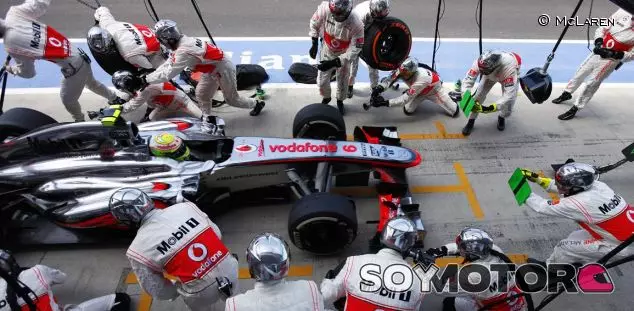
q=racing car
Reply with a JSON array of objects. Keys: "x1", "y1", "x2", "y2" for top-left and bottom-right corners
[{"x1": 0, "y1": 104, "x2": 423, "y2": 255}]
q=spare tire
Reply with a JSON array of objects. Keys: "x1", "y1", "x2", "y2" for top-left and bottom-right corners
[
  {"x1": 361, "y1": 17, "x2": 412, "y2": 71},
  {"x1": 0, "y1": 108, "x2": 58, "y2": 142},
  {"x1": 288, "y1": 63, "x2": 336, "y2": 84},
  {"x1": 293, "y1": 104, "x2": 346, "y2": 141},
  {"x1": 236, "y1": 64, "x2": 269, "y2": 90},
  {"x1": 288, "y1": 192, "x2": 358, "y2": 255}
]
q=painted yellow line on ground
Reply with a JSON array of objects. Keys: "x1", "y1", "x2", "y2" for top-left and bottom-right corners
[
  {"x1": 345, "y1": 121, "x2": 465, "y2": 141},
  {"x1": 435, "y1": 254, "x2": 528, "y2": 267},
  {"x1": 410, "y1": 184, "x2": 465, "y2": 193},
  {"x1": 138, "y1": 292, "x2": 153, "y2": 311},
  {"x1": 454, "y1": 162, "x2": 485, "y2": 219}
]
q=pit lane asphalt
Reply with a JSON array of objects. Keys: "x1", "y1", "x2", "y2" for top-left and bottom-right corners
[
  {"x1": 0, "y1": 0, "x2": 621, "y2": 39},
  {"x1": 5, "y1": 84, "x2": 634, "y2": 310}
]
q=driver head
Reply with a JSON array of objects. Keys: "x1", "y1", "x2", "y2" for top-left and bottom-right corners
[
  {"x1": 397, "y1": 57, "x2": 419, "y2": 80},
  {"x1": 0, "y1": 19, "x2": 6, "y2": 39},
  {"x1": 329, "y1": 0, "x2": 353, "y2": 22},
  {"x1": 0, "y1": 249, "x2": 21, "y2": 277},
  {"x1": 555, "y1": 162, "x2": 597, "y2": 196},
  {"x1": 109, "y1": 188, "x2": 155, "y2": 227},
  {"x1": 380, "y1": 216, "x2": 417, "y2": 257},
  {"x1": 456, "y1": 227, "x2": 493, "y2": 262},
  {"x1": 112, "y1": 70, "x2": 144, "y2": 96},
  {"x1": 149, "y1": 132, "x2": 190, "y2": 161},
  {"x1": 477, "y1": 50, "x2": 502, "y2": 75},
  {"x1": 87, "y1": 26, "x2": 113, "y2": 53},
  {"x1": 246, "y1": 233, "x2": 290, "y2": 282},
  {"x1": 369, "y1": 0, "x2": 390, "y2": 19},
  {"x1": 154, "y1": 19, "x2": 182, "y2": 50}
]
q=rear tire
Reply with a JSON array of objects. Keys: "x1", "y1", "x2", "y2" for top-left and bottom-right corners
[
  {"x1": 288, "y1": 192, "x2": 358, "y2": 255},
  {"x1": 360, "y1": 17, "x2": 412, "y2": 71},
  {"x1": 293, "y1": 104, "x2": 346, "y2": 141},
  {"x1": 0, "y1": 108, "x2": 58, "y2": 142}
]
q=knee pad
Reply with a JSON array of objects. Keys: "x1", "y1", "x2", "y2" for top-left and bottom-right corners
[{"x1": 111, "y1": 293, "x2": 131, "y2": 311}]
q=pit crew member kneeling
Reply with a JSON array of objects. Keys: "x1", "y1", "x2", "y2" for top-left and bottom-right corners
[
  {"x1": 521, "y1": 163, "x2": 634, "y2": 265},
  {"x1": 425, "y1": 228, "x2": 527, "y2": 311},
  {"x1": 0, "y1": 249, "x2": 130, "y2": 311},
  {"x1": 368, "y1": 56, "x2": 459, "y2": 117},
  {"x1": 320, "y1": 216, "x2": 425, "y2": 310},
  {"x1": 225, "y1": 233, "x2": 327, "y2": 310},
  {"x1": 109, "y1": 188, "x2": 239, "y2": 311},
  {"x1": 456, "y1": 50, "x2": 521, "y2": 135}
]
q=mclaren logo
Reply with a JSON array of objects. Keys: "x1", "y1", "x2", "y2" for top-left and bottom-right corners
[{"x1": 156, "y1": 217, "x2": 201, "y2": 255}]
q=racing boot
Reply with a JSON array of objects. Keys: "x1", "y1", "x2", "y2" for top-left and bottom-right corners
[
  {"x1": 322, "y1": 97, "x2": 332, "y2": 105},
  {"x1": 462, "y1": 119, "x2": 475, "y2": 136},
  {"x1": 111, "y1": 293, "x2": 131, "y2": 311},
  {"x1": 250, "y1": 100, "x2": 266, "y2": 116},
  {"x1": 552, "y1": 91, "x2": 572, "y2": 104},
  {"x1": 497, "y1": 116, "x2": 506, "y2": 131},
  {"x1": 558, "y1": 106, "x2": 578, "y2": 120},
  {"x1": 337, "y1": 100, "x2": 345, "y2": 115},
  {"x1": 347, "y1": 85, "x2": 354, "y2": 98}
]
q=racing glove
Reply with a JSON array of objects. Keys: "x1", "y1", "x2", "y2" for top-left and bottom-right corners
[
  {"x1": 309, "y1": 37, "x2": 319, "y2": 59},
  {"x1": 521, "y1": 169, "x2": 552, "y2": 189},
  {"x1": 594, "y1": 38, "x2": 604, "y2": 49},
  {"x1": 317, "y1": 57, "x2": 342, "y2": 71},
  {"x1": 371, "y1": 85, "x2": 385, "y2": 98},
  {"x1": 594, "y1": 47, "x2": 625, "y2": 60},
  {"x1": 473, "y1": 102, "x2": 497, "y2": 114},
  {"x1": 371, "y1": 95, "x2": 390, "y2": 108},
  {"x1": 425, "y1": 246, "x2": 448, "y2": 258},
  {"x1": 108, "y1": 96, "x2": 128, "y2": 106}
]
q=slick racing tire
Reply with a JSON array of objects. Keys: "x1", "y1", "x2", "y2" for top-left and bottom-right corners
[
  {"x1": 0, "y1": 108, "x2": 58, "y2": 142},
  {"x1": 288, "y1": 192, "x2": 358, "y2": 255},
  {"x1": 360, "y1": 17, "x2": 412, "y2": 71},
  {"x1": 293, "y1": 104, "x2": 347, "y2": 141}
]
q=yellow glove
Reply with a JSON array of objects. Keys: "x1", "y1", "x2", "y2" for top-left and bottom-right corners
[
  {"x1": 472, "y1": 102, "x2": 498, "y2": 114},
  {"x1": 521, "y1": 169, "x2": 552, "y2": 189}
]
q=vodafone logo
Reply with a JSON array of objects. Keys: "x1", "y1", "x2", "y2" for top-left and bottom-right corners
[
  {"x1": 48, "y1": 37, "x2": 62, "y2": 47},
  {"x1": 268, "y1": 142, "x2": 358, "y2": 153},
  {"x1": 331, "y1": 39, "x2": 341, "y2": 48},
  {"x1": 627, "y1": 210, "x2": 634, "y2": 223},
  {"x1": 141, "y1": 29, "x2": 154, "y2": 38},
  {"x1": 188, "y1": 243, "x2": 208, "y2": 262},
  {"x1": 234, "y1": 144, "x2": 257, "y2": 153}
]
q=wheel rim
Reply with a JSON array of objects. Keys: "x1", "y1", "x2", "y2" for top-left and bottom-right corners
[
  {"x1": 297, "y1": 121, "x2": 344, "y2": 141},
  {"x1": 295, "y1": 219, "x2": 354, "y2": 254}
]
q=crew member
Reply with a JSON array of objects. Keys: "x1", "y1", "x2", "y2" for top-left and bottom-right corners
[
  {"x1": 112, "y1": 70, "x2": 203, "y2": 121},
  {"x1": 93, "y1": 6, "x2": 166, "y2": 70},
  {"x1": 0, "y1": 249, "x2": 130, "y2": 311},
  {"x1": 369, "y1": 56, "x2": 459, "y2": 117},
  {"x1": 309, "y1": 0, "x2": 365, "y2": 115},
  {"x1": 1, "y1": 0, "x2": 119, "y2": 122},
  {"x1": 425, "y1": 228, "x2": 528, "y2": 311},
  {"x1": 457, "y1": 50, "x2": 522, "y2": 135},
  {"x1": 140, "y1": 20, "x2": 265, "y2": 117},
  {"x1": 347, "y1": 0, "x2": 390, "y2": 98},
  {"x1": 320, "y1": 216, "x2": 425, "y2": 310},
  {"x1": 109, "y1": 188, "x2": 239, "y2": 311},
  {"x1": 552, "y1": 9, "x2": 634, "y2": 120},
  {"x1": 521, "y1": 163, "x2": 634, "y2": 264},
  {"x1": 225, "y1": 233, "x2": 327, "y2": 310}
]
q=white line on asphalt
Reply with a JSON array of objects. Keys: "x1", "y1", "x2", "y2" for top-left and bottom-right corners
[
  {"x1": 5, "y1": 83, "x2": 634, "y2": 95},
  {"x1": 0, "y1": 38, "x2": 594, "y2": 44}
]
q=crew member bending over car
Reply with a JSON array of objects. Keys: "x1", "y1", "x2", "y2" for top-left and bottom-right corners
[
  {"x1": 0, "y1": 249, "x2": 131, "y2": 311},
  {"x1": 521, "y1": 162, "x2": 634, "y2": 264},
  {"x1": 109, "y1": 188, "x2": 239, "y2": 311},
  {"x1": 347, "y1": 0, "x2": 390, "y2": 98},
  {"x1": 368, "y1": 56, "x2": 459, "y2": 117},
  {"x1": 225, "y1": 233, "x2": 327, "y2": 310},
  {"x1": 1, "y1": 0, "x2": 118, "y2": 121},
  {"x1": 92, "y1": 6, "x2": 166, "y2": 70},
  {"x1": 138, "y1": 20, "x2": 265, "y2": 117},
  {"x1": 320, "y1": 216, "x2": 425, "y2": 310},
  {"x1": 457, "y1": 50, "x2": 521, "y2": 135},
  {"x1": 309, "y1": 0, "x2": 365, "y2": 115},
  {"x1": 112, "y1": 70, "x2": 203, "y2": 122},
  {"x1": 552, "y1": 9, "x2": 634, "y2": 121},
  {"x1": 425, "y1": 228, "x2": 528, "y2": 311}
]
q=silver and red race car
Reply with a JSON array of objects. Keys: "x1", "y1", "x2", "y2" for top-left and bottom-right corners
[{"x1": 0, "y1": 104, "x2": 424, "y2": 254}]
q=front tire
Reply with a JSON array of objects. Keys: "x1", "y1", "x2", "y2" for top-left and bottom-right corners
[
  {"x1": 292, "y1": 104, "x2": 347, "y2": 141},
  {"x1": 0, "y1": 108, "x2": 58, "y2": 142}
]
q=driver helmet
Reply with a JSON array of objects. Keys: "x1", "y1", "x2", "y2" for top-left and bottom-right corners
[
  {"x1": 397, "y1": 57, "x2": 419, "y2": 80},
  {"x1": 149, "y1": 132, "x2": 190, "y2": 161},
  {"x1": 456, "y1": 227, "x2": 493, "y2": 262},
  {"x1": 369, "y1": 0, "x2": 390, "y2": 19},
  {"x1": 112, "y1": 70, "x2": 144, "y2": 96},
  {"x1": 87, "y1": 26, "x2": 113, "y2": 53},
  {"x1": 0, "y1": 249, "x2": 21, "y2": 277},
  {"x1": 154, "y1": 19, "x2": 183, "y2": 49},
  {"x1": 380, "y1": 216, "x2": 418, "y2": 256},
  {"x1": 329, "y1": 0, "x2": 354, "y2": 22},
  {"x1": 246, "y1": 233, "x2": 290, "y2": 282},
  {"x1": 554, "y1": 162, "x2": 597, "y2": 196},
  {"x1": 477, "y1": 50, "x2": 502, "y2": 75},
  {"x1": 109, "y1": 188, "x2": 155, "y2": 227}
]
